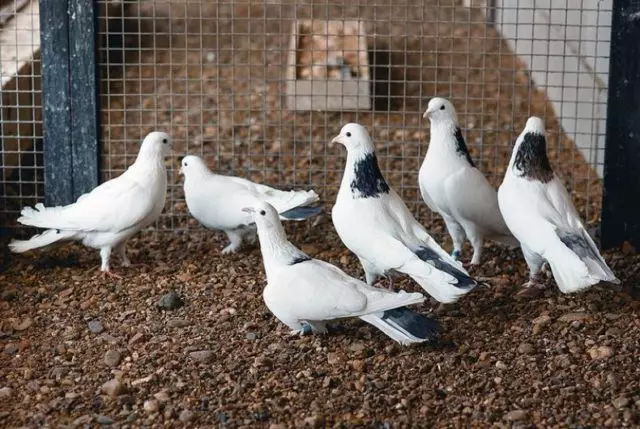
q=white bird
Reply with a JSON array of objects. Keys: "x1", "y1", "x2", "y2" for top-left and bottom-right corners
[
  {"x1": 330, "y1": 123, "x2": 478, "y2": 304},
  {"x1": 420, "y1": 97, "x2": 518, "y2": 264},
  {"x1": 180, "y1": 155, "x2": 322, "y2": 254},
  {"x1": 497, "y1": 116, "x2": 620, "y2": 293},
  {"x1": 244, "y1": 200, "x2": 440, "y2": 344},
  {"x1": 9, "y1": 131, "x2": 172, "y2": 278}
]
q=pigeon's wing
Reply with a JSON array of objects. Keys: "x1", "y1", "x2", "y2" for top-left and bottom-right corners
[
  {"x1": 417, "y1": 164, "x2": 439, "y2": 213},
  {"x1": 17, "y1": 174, "x2": 158, "y2": 233},
  {"x1": 443, "y1": 167, "x2": 512, "y2": 237},
  {"x1": 225, "y1": 175, "x2": 319, "y2": 214}
]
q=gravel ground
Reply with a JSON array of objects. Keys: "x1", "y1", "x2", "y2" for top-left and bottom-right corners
[{"x1": 1, "y1": 220, "x2": 639, "y2": 428}]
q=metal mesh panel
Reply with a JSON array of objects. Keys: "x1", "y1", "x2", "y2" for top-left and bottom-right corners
[{"x1": 0, "y1": 0, "x2": 42, "y2": 237}]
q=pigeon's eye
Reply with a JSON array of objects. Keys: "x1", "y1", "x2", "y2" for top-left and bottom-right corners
[
  {"x1": 162, "y1": 138, "x2": 168, "y2": 144},
  {"x1": 184, "y1": 162, "x2": 188, "y2": 167},
  {"x1": 439, "y1": 105, "x2": 445, "y2": 111},
  {"x1": 259, "y1": 210, "x2": 266, "y2": 216},
  {"x1": 346, "y1": 132, "x2": 351, "y2": 137}
]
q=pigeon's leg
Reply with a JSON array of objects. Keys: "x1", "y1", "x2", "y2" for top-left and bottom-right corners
[
  {"x1": 307, "y1": 321, "x2": 329, "y2": 335},
  {"x1": 469, "y1": 233, "x2": 485, "y2": 266},
  {"x1": 98, "y1": 247, "x2": 122, "y2": 279},
  {"x1": 520, "y1": 245, "x2": 545, "y2": 289},
  {"x1": 221, "y1": 230, "x2": 244, "y2": 254},
  {"x1": 115, "y1": 242, "x2": 132, "y2": 267},
  {"x1": 443, "y1": 216, "x2": 466, "y2": 260}
]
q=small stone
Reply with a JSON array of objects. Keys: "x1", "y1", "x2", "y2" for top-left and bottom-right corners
[
  {"x1": 327, "y1": 352, "x2": 341, "y2": 365},
  {"x1": 245, "y1": 332, "x2": 258, "y2": 341},
  {"x1": 154, "y1": 390, "x2": 170, "y2": 403},
  {"x1": 495, "y1": 360, "x2": 507, "y2": 369},
  {"x1": 478, "y1": 352, "x2": 490, "y2": 361},
  {"x1": 588, "y1": 345, "x2": 614, "y2": 360},
  {"x1": 126, "y1": 413, "x2": 138, "y2": 423},
  {"x1": 73, "y1": 415, "x2": 93, "y2": 425},
  {"x1": 143, "y1": 399, "x2": 159, "y2": 413},
  {"x1": 12, "y1": 317, "x2": 33, "y2": 331},
  {"x1": 96, "y1": 415, "x2": 114, "y2": 425},
  {"x1": 179, "y1": 409, "x2": 194, "y2": 422},
  {"x1": 558, "y1": 312, "x2": 592, "y2": 323},
  {"x1": 349, "y1": 342, "x2": 366, "y2": 353},
  {"x1": 303, "y1": 415, "x2": 323, "y2": 427},
  {"x1": 166, "y1": 319, "x2": 189, "y2": 328},
  {"x1": 504, "y1": 409, "x2": 528, "y2": 421},
  {"x1": 189, "y1": 350, "x2": 213, "y2": 363},
  {"x1": 88, "y1": 320, "x2": 104, "y2": 334},
  {"x1": 613, "y1": 396, "x2": 630, "y2": 409},
  {"x1": 518, "y1": 342, "x2": 534, "y2": 355},
  {"x1": 0, "y1": 290, "x2": 17, "y2": 301},
  {"x1": 0, "y1": 387, "x2": 12, "y2": 399},
  {"x1": 101, "y1": 378, "x2": 126, "y2": 397},
  {"x1": 104, "y1": 350, "x2": 121, "y2": 367},
  {"x1": 158, "y1": 290, "x2": 184, "y2": 311},
  {"x1": 128, "y1": 333, "x2": 144, "y2": 346}
]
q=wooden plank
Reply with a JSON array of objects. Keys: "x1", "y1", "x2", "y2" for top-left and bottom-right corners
[
  {"x1": 68, "y1": 0, "x2": 99, "y2": 199},
  {"x1": 600, "y1": 0, "x2": 640, "y2": 249},
  {"x1": 39, "y1": 0, "x2": 73, "y2": 206}
]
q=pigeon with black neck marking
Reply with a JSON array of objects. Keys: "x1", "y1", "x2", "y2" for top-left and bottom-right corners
[
  {"x1": 330, "y1": 123, "x2": 478, "y2": 304},
  {"x1": 180, "y1": 155, "x2": 321, "y2": 254},
  {"x1": 420, "y1": 97, "x2": 518, "y2": 264},
  {"x1": 245, "y1": 201, "x2": 439, "y2": 344},
  {"x1": 497, "y1": 116, "x2": 619, "y2": 293}
]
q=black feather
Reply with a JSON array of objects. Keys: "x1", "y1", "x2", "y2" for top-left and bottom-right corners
[
  {"x1": 514, "y1": 131, "x2": 553, "y2": 183},
  {"x1": 557, "y1": 230, "x2": 600, "y2": 261},
  {"x1": 414, "y1": 246, "x2": 476, "y2": 289},
  {"x1": 280, "y1": 205, "x2": 323, "y2": 220},
  {"x1": 350, "y1": 153, "x2": 390, "y2": 198},
  {"x1": 289, "y1": 256, "x2": 312, "y2": 266},
  {"x1": 381, "y1": 307, "x2": 440, "y2": 341},
  {"x1": 454, "y1": 127, "x2": 475, "y2": 167}
]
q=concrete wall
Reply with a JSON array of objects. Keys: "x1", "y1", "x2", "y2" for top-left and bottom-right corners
[{"x1": 468, "y1": 0, "x2": 612, "y2": 177}]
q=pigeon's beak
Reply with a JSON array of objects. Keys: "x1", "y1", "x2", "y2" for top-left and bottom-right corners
[
  {"x1": 241, "y1": 207, "x2": 255, "y2": 214},
  {"x1": 178, "y1": 166, "x2": 184, "y2": 176},
  {"x1": 423, "y1": 108, "x2": 434, "y2": 119},
  {"x1": 329, "y1": 134, "x2": 342, "y2": 147}
]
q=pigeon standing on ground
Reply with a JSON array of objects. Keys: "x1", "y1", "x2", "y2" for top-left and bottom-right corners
[
  {"x1": 330, "y1": 123, "x2": 478, "y2": 304},
  {"x1": 497, "y1": 116, "x2": 620, "y2": 292},
  {"x1": 419, "y1": 97, "x2": 518, "y2": 264},
  {"x1": 245, "y1": 200, "x2": 440, "y2": 344},
  {"x1": 180, "y1": 155, "x2": 322, "y2": 254},
  {"x1": 9, "y1": 132, "x2": 172, "y2": 278}
]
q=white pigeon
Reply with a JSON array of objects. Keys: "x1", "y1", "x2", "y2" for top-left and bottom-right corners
[
  {"x1": 420, "y1": 97, "x2": 518, "y2": 264},
  {"x1": 180, "y1": 155, "x2": 322, "y2": 254},
  {"x1": 9, "y1": 131, "x2": 172, "y2": 278},
  {"x1": 497, "y1": 116, "x2": 620, "y2": 293},
  {"x1": 330, "y1": 123, "x2": 478, "y2": 304},
  {"x1": 244, "y1": 200, "x2": 440, "y2": 344}
]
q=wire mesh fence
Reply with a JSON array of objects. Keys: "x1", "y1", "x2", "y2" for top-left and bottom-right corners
[{"x1": 0, "y1": 0, "x2": 612, "y2": 237}]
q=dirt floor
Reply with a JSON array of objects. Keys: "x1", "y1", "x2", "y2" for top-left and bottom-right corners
[{"x1": 2, "y1": 0, "x2": 637, "y2": 427}]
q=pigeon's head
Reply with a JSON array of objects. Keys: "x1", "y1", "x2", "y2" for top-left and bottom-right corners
[
  {"x1": 140, "y1": 131, "x2": 172, "y2": 158},
  {"x1": 242, "y1": 201, "x2": 281, "y2": 232},
  {"x1": 523, "y1": 116, "x2": 545, "y2": 135},
  {"x1": 179, "y1": 155, "x2": 208, "y2": 177},
  {"x1": 330, "y1": 123, "x2": 374, "y2": 154},
  {"x1": 422, "y1": 97, "x2": 458, "y2": 124}
]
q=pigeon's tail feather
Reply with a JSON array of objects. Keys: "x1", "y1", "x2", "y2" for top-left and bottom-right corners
[
  {"x1": 360, "y1": 308, "x2": 439, "y2": 345},
  {"x1": 546, "y1": 230, "x2": 619, "y2": 293},
  {"x1": 16, "y1": 203, "x2": 69, "y2": 230},
  {"x1": 414, "y1": 246, "x2": 477, "y2": 288},
  {"x1": 8, "y1": 229, "x2": 77, "y2": 253},
  {"x1": 279, "y1": 205, "x2": 323, "y2": 220}
]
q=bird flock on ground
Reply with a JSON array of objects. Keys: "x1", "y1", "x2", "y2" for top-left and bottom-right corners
[{"x1": 8, "y1": 97, "x2": 620, "y2": 345}]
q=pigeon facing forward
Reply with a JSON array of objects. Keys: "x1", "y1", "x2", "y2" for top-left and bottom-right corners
[
  {"x1": 420, "y1": 97, "x2": 518, "y2": 264},
  {"x1": 245, "y1": 201, "x2": 439, "y2": 344},
  {"x1": 9, "y1": 132, "x2": 172, "y2": 277},
  {"x1": 180, "y1": 155, "x2": 321, "y2": 254},
  {"x1": 330, "y1": 123, "x2": 478, "y2": 304},
  {"x1": 497, "y1": 117, "x2": 619, "y2": 292}
]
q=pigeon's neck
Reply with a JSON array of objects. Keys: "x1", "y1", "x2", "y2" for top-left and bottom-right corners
[
  {"x1": 257, "y1": 226, "x2": 310, "y2": 278},
  {"x1": 341, "y1": 151, "x2": 390, "y2": 199},
  {"x1": 132, "y1": 150, "x2": 166, "y2": 172},
  {"x1": 428, "y1": 121, "x2": 475, "y2": 168},
  {"x1": 509, "y1": 131, "x2": 553, "y2": 183}
]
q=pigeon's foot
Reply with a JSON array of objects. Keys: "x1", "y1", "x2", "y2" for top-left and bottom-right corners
[
  {"x1": 516, "y1": 280, "x2": 544, "y2": 298},
  {"x1": 221, "y1": 244, "x2": 240, "y2": 255},
  {"x1": 99, "y1": 270, "x2": 123, "y2": 280},
  {"x1": 451, "y1": 249, "x2": 462, "y2": 260},
  {"x1": 288, "y1": 323, "x2": 313, "y2": 337}
]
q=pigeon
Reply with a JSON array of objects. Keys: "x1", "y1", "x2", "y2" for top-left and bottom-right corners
[
  {"x1": 9, "y1": 131, "x2": 172, "y2": 278},
  {"x1": 330, "y1": 123, "x2": 478, "y2": 304},
  {"x1": 497, "y1": 116, "x2": 620, "y2": 292},
  {"x1": 180, "y1": 155, "x2": 322, "y2": 254},
  {"x1": 420, "y1": 97, "x2": 518, "y2": 264},
  {"x1": 244, "y1": 200, "x2": 440, "y2": 344}
]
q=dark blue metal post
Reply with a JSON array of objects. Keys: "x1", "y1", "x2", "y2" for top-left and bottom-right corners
[
  {"x1": 39, "y1": 0, "x2": 100, "y2": 206},
  {"x1": 601, "y1": 0, "x2": 640, "y2": 250}
]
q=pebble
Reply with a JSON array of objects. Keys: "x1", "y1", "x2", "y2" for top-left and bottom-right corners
[
  {"x1": 588, "y1": 345, "x2": 614, "y2": 360},
  {"x1": 101, "y1": 378, "x2": 126, "y2": 397},
  {"x1": 158, "y1": 290, "x2": 184, "y2": 310},
  {"x1": 104, "y1": 350, "x2": 121, "y2": 367},
  {"x1": 144, "y1": 399, "x2": 159, "y2": 413},
  {"x1": 518, "y1": 342, "x2": 535, "y2": 355},
  {"x1": 128, "y1": 332, "x2": 145, "y2": 346},
  {"x1": 12, "y1": 317, "x2": 33, "y2": 331},
  {"x1": 96, "y1": 415, "x2": 114, "y2": 425},
  {"x1": 88, "y1": 320, "x2": 104, "y2": 334},
  {"x1": 179, "y1": 409, "x2": 194, "y2": 422},
  {"x1": 166, "y1": 319, "x2": 189, "y2": 328},
  {"x1": 154, "y1": 390, "x2": 170, "y2": 403},
  {"x1": 612, "y1": 396, "x2": 630, "y2": 409},
  {"x1": 0, "y1": 289, "x2": 17, "y2": 301},
  {"x1": 558, "y1": 312, "x2": 592, "y2": 323},
  {"x1": 327, "y1": 352, "x2": 341, "y2": 365},
  {"x1": 303, "y1": 415, "x2": 323, "y2": 427},
  {"x1": 245, "y1": 332, "x2": 258, "y2": 341},
  {"x1": 495, "y1": 360, "x2": 507, "y2": 369},
  {"x1": 190, "y1": 350, "x2": 213, "y2": 363},
  {"x1": 504, "y1": 409, "x2": 528, "y2": 421},
  {"x1": 0, "y1": 387, "x2": 12, "y2": 399},
  {"x1": 73, "y1": 415, "x2": 93, "y2": 425}
]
